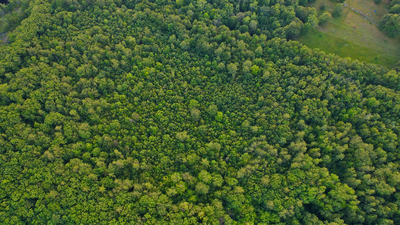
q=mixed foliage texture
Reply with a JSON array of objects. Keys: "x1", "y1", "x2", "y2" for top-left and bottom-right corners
[
  {"x1": 1, "y1": 0, "x2": 400, "y2": 224},
  {"x1": 379, "y1": 0, "x2": 400, "y2": 38}
]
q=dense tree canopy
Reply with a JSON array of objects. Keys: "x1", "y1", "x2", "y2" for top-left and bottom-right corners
[
  {"x1": 1, "y1": 0, "x2": 400, "y2": 224},
  {"x1": 379, "y1": 0, "x2": 400, "y2": 38}
]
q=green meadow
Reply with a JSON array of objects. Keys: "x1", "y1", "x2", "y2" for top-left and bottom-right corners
[{"x1": 296, "y1": 0, "x2": 400, "y2": 68}]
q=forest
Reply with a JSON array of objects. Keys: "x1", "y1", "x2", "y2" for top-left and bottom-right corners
[
  {"x1": 379, "y1": 0, "x2": 400, "y2": 38},
  {"x1": 1, "y1": 0, "x2": 400, "y2": 224}
]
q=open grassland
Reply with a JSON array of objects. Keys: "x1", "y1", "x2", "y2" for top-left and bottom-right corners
[
  {"x1": 296, "y1": 0, "x2": 400, "y2": 68},
  {"x1": 346, "y1": 0, "x2": 390, "y2": 23},
  {"x1": 308, "y1": 0, "x2": 391, "y2": 22}
]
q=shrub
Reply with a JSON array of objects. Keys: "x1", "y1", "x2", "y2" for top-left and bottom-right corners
[{"x1": 332, "y1": 4, "x2": 344, "y2": 17}]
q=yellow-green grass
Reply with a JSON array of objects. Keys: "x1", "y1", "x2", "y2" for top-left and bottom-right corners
[
  {"x1": 308, "y1": 0, "x2": 391, "y2": 22},
  {"x1": 296, "y1": 0, "x2": 400, "y2": 68},
  {"x1": 346, "y1": 0, "x2": 391, "y2": 23},
  {"x1": 297, "y1": 27, "x2": 399, "y2": 67},
  {"x1": 308, "y1": 0, "x2": 337, "y2": 12}
]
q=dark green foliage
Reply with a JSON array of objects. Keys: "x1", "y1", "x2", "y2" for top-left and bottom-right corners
[
  {"x1": 299, "y1": 0, "x2": 309, "y2": 6},
  {"x1": 332, "y1": 3, "x2": 344, "y2": 18},
  {"x1": 1, "y1": 0, "x2": 400, "y2": 224},
  {"x1": 379, "y1": 1, "x2": 400, "y2": 37},
  {"x1": 0, "y1": 0, "x2": 31, "y2": 33},
  {"x1": 379, "y1": 13, "x2": 400, "y2": 37},
  {"x1": 390, "y1": 4, "x2": 400, "y2": 14},
  {"x1": 395, "y1": 61, "x2": 400, "y2": 72}
]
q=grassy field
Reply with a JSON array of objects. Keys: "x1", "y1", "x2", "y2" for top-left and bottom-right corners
[{"x1": 295, "y1": 0, "x2": 400, "y2": 68}]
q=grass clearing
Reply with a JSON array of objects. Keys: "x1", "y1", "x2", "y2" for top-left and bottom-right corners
[
  {"x1": 346, "y1": 0, "x2": 391, "y2": 23},
  {"x1": 296, "y1": 0, "x2": 400, "y2": 68}
]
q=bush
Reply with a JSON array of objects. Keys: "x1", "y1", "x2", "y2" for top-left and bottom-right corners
[
  {"x1": 374, "y1": 0, "x2": 382, "y2": 4},
  {"x1": 332, "y1": 4, "x2": 344, "y2": 17},
  {"x1": 320, "y1": 5, "x2": 326, "y2": 10},
  {"x1": 299, "y1": 0, "x2": 308, "y2": 6},
  {"x1": 318, "y1": 11, "x2": 332, "y2": 25}
]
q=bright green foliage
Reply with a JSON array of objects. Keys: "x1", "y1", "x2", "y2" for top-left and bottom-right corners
[
  {"x1": 227, "y1": 63, "x2": 238, "y2": 79},
  {"x1": 318, "y1": 11, "x2": 332, "y2": 25},
  {"x1": 1, "y1": 0, "x2": 400, "y2": 224},
  {"x1": 251, "y1": 65, "x2": 260, "y2": 75}
]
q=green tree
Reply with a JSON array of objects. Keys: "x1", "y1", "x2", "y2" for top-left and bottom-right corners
[
  {"x1": 207, "y1": 104, "x2": 218, "y2": 116},
  {"x1": 191, "y1": 108, "x2": 201, "y2": 121},
  {"x1": 195, "y1": 182, "x2": 209, "y2": 195},
  {"x1": 227, "y1": 63, "x2": 238, "y2": 79},
  {"x1": 332, "y1": 4, "x2": 344, "y2": 18},
  {"x1": 318, "y1": 11, "x2": 332, "y2": 25}
]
